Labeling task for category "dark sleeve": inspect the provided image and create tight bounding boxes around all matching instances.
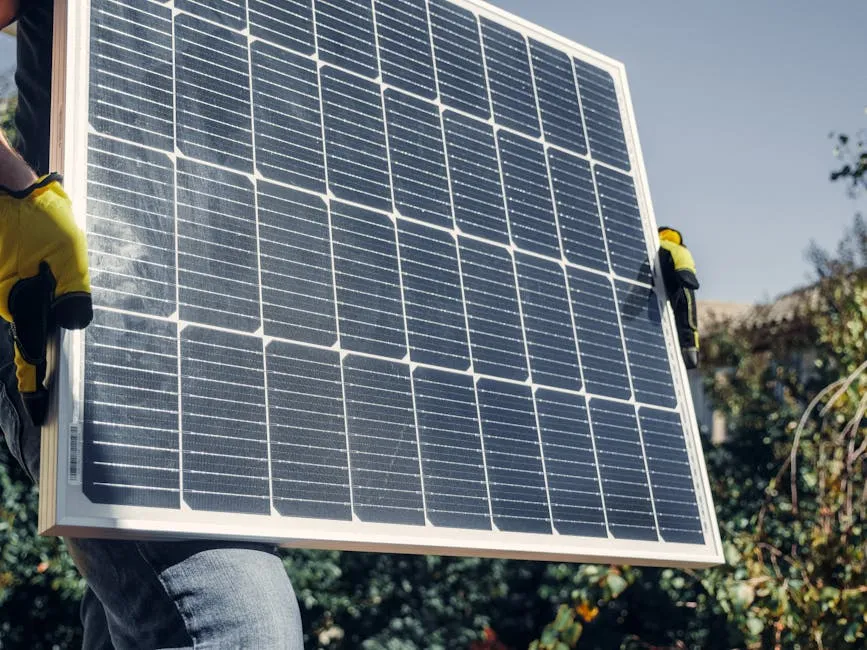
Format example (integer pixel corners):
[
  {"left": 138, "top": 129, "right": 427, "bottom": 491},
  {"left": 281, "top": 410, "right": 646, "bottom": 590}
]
[
  {"left": 657, "top": 247, "right": 678, "bottom": 299},
  {"left": 13, "top": 0, "right": 54, "bottom": 175},
  {"left": 676, "top": 268, "right": 700, "bottom": 291}
]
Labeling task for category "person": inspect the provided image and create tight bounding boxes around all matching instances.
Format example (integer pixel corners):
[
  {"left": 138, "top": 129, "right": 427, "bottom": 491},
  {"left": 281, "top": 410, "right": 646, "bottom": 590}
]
[
  {"left": 0, "top": 1, "right": 305, "bottom": 647},
  {"left": 657, "top": 226, "right": 700, "bottom": 370}
]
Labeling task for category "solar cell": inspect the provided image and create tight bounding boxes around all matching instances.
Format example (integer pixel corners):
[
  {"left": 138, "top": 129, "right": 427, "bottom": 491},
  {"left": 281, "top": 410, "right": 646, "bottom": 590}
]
[
  {"left": 458, "top": 237, "right": 528, "bottom": 381},
  {"left": 251, "top": 41, "right": 326, "bottom": 193},
  {"left": 413, "top": 368, "right": 491, "bottom": 529},
  {"left": 46, "top": 0, "right": 721, "bottom": 566},
  {"left": 573, "top": 57, "right": 631, "bottom": 171},
  {"left": 497, "top": 130, "right": 560, "bottom": 257},
  {"left": 249, "top": 0, "right": 315, "bottom": 55},
  {"left": 315, "top": 0, "right": 379, "bottom": 78},
  {"left": 267, "top": 342, "right": 351, "bottom": 520},
  {"left": 535, "top": 389, "right": 606, "bottom": 537},
  {"left": 343, "top": 355, "right": 425, "bottom": 525},
  {"left": 443, "top": 111, "right": 509, "bottom": 243},
  {"left": 530, "top": 40, "right": 587, "bottom": 154},
  {"left": 514, "top": 254, "right": 581, "bottom": 391},
  {"left": 321, "top": 65, "right": 392, "bottom": 211},
  {"left": 480, "top": 18, "right": 540, "bottom": 137},
  {"left": 331, "top": 201, "right": 406, "bottom": 358},
  {"left": 174, "top": 13, "right": 253, "bottom": 172},
  {"left": 547, "top": 149, "right": 608, "bottom": 272},
  {"left": 257, "top": 183, "right": 337, "bottom": 345},
  {"left": 87, "top": 0, "right": 173, "bottom": 150},
  {"left": 375, "top": 0, "right": 438, "bottom": 98},
  {"left": 384, "top": 89, "right": 452, "bottom": 227},
  {"left": 428, "top": 0, "right": 490, "bottom": 119},
  {"left": 397, "top": 220, "right": 471, "bottom": 369}
]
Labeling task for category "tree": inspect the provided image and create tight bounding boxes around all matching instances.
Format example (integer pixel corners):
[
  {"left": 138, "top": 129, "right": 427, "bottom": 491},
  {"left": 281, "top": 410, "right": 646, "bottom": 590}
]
[
  {"left": 830, "top": 128, "right": 867, "bottom": 196},
  {"left": 529, "top": 210, "right": 866, "bottom": 647}
]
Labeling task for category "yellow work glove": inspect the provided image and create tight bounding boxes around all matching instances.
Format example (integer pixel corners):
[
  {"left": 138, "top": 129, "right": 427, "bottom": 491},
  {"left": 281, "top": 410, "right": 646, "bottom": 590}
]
[
  {"left": 0, "top": 174, "right": 92, "bottom": 425},
  {"left": 658, "top": 227, "right": 700, "bottom": 370}
]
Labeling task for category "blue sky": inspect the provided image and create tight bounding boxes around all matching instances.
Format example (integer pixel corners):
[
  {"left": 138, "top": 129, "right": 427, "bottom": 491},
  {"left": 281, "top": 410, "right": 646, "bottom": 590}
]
[{"left": 2, "top": 3, "right": 864, "bottom": 303}]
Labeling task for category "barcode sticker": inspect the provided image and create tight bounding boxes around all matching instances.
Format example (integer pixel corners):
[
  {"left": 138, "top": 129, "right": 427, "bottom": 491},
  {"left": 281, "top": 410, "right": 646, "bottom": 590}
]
[{"left": 68, "top": 423, "right": 82, "bottom": 485}]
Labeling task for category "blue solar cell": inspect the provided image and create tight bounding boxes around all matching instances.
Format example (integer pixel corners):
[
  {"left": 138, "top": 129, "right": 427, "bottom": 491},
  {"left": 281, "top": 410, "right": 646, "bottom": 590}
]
[
  {"left": 476, "top": 379, "right": 551, "bottom": 533},
  {"left": 567, "top": 268, "right": 631, "bottom": 400},
  {"left": 497, "top": 130, "right": 560, "bottom": 257},
  {"left": 548, "top": 149, "right": 609, "bottom": 273},
  {"left": 515, "top": 254, "right": 582, "bottom": 391},
  {"left": 588, "top": 399, "right": 658, "bottom": 540},
  {"left": 249, "top": 0, "right": 315, "bottom": 55},
  {"left": 397, "top": 221, "right": 470, "bottom": 370},
  {"left": 321, "top": 66, "right": 393, "bottom": 211},
  {"left": 384, "top": 89, "right": 452, "bottom": 227},
  {"left": 594, "top": 166, "right": 652, "bottom": 284},
  {"left": 181, "top": 327, "right": 270, "bottom": 514},
  {"left": 413, "top": 368, "right": 491, "bottom": 529},
  {"left": 258, "top": 182, "right": 337, "bottom": 346},
  {"left": 86, "top": 136, "right": 176, "bottom": 317},
  {"left": 638, "top": 408, "right": 704, "bottom": 544},
  {"left": 375, "top": 0, "right": 437, "bottom": 98},
  {"left": 315, "top": 0, "right": 379, "bottom": 78},
  {"left": 331, "top": 201, "right": 407, "bottom": 358},
  {"left": 443, "top": 111, "right": 509, "bottom": 244},
  {"left": 83, "top": 311, "right": 179, "bottom": 508},
  {"left": 251, "top": 41, "right": 326, "bottom": 193},
  {"left": 176, "top": 0, "right": 246, "bottom": 28},
  {"left": 480, "top": 19, "right": 540, "bottom": 137},
  {"left": 174, "top": 13, "right": 253, "bottom": 172},
  {"left": 343, "top": 355, "right": 425, "bottom": 525},
  {"left": 88, "top": 0, "right": 173, "bottom": 151},
  {"left": 573, "top": 58, "right": 631, "bottom": 171},
  {"left": 535, "top": 389, "right": 606, "bottom": 537},
  {"left": 616, "top": 282, "right": 678, "bottom": 408},
  {"left": 530, "top": 40, "right": 587, "bottom": 154},
  {"left": 267, "top": 342, "right": 351, "bottom": 520},
  {"left": 459, "top": 238, "right": 528, "bottom": 381},
  {"left": 428, "top": 0, "right": 490, "bottom": 119},
  {"left": 175, "top": 159, "right": 261, "bottom": 332}
]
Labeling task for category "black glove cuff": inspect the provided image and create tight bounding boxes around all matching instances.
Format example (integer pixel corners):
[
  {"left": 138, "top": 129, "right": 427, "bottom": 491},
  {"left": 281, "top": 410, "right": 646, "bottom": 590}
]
[{"left": 0, "top": 172, "right": 63, "bottom": 199}]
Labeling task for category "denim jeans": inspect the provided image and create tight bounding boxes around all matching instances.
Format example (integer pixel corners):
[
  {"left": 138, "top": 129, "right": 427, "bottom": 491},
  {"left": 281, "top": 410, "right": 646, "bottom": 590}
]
[{"left": 0, "top": 325, "right": 305, "bottom": 649}]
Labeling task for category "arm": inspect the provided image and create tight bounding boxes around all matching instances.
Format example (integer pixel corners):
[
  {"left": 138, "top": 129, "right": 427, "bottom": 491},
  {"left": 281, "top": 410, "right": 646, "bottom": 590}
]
[
  {"left": 0, "top": 128, "right": 37, "bottom": 190},
  {"left": 0, "top": 0, "right": 18, "bottom": 29},
  {"left": 0, "top": 87, "right": 91, "bottom": 426}
]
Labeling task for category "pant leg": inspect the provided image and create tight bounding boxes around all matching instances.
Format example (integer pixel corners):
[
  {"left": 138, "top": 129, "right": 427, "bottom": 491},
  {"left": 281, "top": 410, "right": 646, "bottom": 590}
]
[
  {"left": 81, "top": 587, "right": 115, "bottom": 650},
  {"left": 66, "top": 537, "right": 304, "bottom": 650},
  {"left": 0, "top": 326, "right": 304, "bottom": 649},
  {"left": 672, "top": 286, "right": 699, "bottom": 350}
]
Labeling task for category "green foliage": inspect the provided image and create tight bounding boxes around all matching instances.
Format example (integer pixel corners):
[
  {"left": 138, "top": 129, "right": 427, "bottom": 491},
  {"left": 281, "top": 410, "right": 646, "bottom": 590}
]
[
  {"left": 830, "top": 129, "right": 867, "bottom": 196},
  {"left": 530, "top": 567, "right": 633, "bottom": 650},
  {"left": 284, "top": 553, "right": 601, "bottom": 648},
  {"left": 0, "top": 445, "right": 85, "bottom": 649}
]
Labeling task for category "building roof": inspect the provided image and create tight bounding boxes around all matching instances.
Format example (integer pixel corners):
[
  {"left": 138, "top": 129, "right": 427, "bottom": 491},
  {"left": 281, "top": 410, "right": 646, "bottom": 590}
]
[{"left": 697, "top": 282, "right": 824, "bottom": 351}]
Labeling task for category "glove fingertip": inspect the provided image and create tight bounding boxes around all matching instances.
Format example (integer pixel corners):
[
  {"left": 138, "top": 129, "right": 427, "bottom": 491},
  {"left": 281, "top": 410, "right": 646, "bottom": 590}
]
[{"left": 53, "top": 292, "right": 93, "bottom": 330}]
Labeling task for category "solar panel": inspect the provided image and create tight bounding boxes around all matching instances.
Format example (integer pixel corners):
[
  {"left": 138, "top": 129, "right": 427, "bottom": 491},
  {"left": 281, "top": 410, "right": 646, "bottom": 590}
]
[{"left": 42, "top": 0, "right": 722, "bottom": 567}]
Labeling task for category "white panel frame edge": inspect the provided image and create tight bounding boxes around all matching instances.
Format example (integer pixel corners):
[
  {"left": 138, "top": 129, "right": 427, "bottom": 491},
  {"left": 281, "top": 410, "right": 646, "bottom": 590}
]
[{"left": 39, "top": 0, "right": 724, "bottom": 569}]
